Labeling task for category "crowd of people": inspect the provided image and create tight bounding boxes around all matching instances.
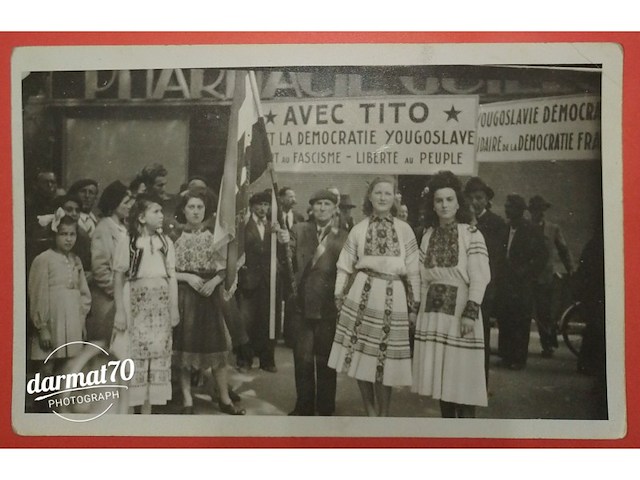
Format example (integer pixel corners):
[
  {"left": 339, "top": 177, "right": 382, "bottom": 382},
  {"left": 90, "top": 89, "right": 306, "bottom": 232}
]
[{"left": 23, "top": 164, "right": 606, "bottom": 418}]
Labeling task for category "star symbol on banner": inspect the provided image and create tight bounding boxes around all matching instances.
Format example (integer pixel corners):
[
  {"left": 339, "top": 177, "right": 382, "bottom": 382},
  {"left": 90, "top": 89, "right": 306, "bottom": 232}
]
[
  {"left": 444, "top": 105, "right": 462, "bottom": 122},
  {"left": 265, "top": 110, "right": 277, "bottom": 124}
]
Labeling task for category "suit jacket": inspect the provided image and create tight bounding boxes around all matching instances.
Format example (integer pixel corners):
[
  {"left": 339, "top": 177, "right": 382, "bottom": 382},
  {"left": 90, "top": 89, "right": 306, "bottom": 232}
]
[
  {"left": 282, "top": 209, "right": 305, "bottom": 231},
  {"left": 496, "top": 219, "right": 549, "bottom": 309},
  {"left": 239, "top": 217, "right": 273, "bottom": 291},
  {"left": 288, "top": 221, "right": 348, "bottom": 320},
  {"left": 534, "top": 220, "right": 574, "bottom": 284},
  {"left": 475, "top": 209, "right": 507, "bottom": 281}
]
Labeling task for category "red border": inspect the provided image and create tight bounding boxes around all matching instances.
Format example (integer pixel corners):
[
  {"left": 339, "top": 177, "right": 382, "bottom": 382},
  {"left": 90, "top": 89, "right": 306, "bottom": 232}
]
[{"left": 1, "top": 31, "right": 637, "bottom": 448}]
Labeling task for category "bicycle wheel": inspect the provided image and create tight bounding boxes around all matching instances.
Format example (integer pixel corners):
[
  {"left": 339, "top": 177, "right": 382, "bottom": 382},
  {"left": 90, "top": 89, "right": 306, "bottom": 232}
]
[{"left": 559, "top": 302, "right": 586, "bottom": 357}]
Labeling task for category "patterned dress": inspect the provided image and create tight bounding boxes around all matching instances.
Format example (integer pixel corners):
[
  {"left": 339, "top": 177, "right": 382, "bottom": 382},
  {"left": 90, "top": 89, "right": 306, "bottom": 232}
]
[
  {"left": 412, "top": 222, "right": 490, "bottom": 407},
  {"left": 28, "top": 249, "right": 92, "bottom": 360},
  {"left": 113, "top": 233, "right": 177, "bottom": 407},
  {"left": 328, "top": 216, "right": 420, "bottom": 386},
  {"left": 173, "top": 228, "right": 229, "bottom": 370}
]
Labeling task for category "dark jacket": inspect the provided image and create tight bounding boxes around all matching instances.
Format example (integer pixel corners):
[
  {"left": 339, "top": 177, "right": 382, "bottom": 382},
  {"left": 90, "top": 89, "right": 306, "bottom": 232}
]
[
  {"left": 475, "top": 209, "right": 507, "bottom": 282},
  {"left": 288, "top": 221, "right": 348, "bottom": 320},
  {"left": 239, "top": 217, "right": 273, "bottom": 291},
  {"left": 496, "top": 219, "right": 549, "bottom": 311}
]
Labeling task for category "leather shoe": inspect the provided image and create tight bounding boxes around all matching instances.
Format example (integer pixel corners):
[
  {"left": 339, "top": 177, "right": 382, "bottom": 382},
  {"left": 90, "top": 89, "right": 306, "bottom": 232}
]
[
  {"left": 219, "top": 401, "right": 246, "bottom": 415},
  {"left": 541, "top": 349, "right": 554, "bottom": 358},
  {"left": 288, "top": 409, "right": 313, "bottom": 416},
  {"left": 260, "top": 365, "right": 278, "bottom": 373},
  {"left": 181, "top": 406, "right": 194, "bottom": 415}
]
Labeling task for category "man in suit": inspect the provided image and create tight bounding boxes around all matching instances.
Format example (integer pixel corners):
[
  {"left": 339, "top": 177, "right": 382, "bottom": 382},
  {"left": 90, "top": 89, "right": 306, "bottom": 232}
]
[
  {"left": 495, "top": 194, "right": 548, "bottom": 370},
  {"left": 237, "top": 190, "right": 278, "bottom": 373},
  {"left": 464, "top": 177, "right": 507, "bottom": 385},
  {"left": 338, "top": 193, "right": 357, "bottom": 232},
  {"left": 528, "top": 195, "right": 575, "bottom": 358},
  {"left": 277, "top": 187, "right": 305, "bottom": 347},
  {"left": 277, "top": 189, "right": 348, "bottom": 416}
]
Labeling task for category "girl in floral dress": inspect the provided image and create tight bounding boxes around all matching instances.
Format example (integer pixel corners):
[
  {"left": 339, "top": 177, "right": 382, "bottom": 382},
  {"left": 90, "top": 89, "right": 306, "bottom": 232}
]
[
  {"left": 328, "top": 177, "right": 420, "bottom": 416},
  {"left": 113, "top": 194, "right": 179, "bottom": 414},
  {"left": 412, "top": 171, "right": 491, "bottom": 418}
]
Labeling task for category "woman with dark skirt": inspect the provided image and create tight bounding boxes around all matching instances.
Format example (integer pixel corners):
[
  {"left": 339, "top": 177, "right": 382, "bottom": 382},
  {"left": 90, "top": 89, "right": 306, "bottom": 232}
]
[{"left": 172, "top": 187, "right": 245, "bottom": 415}]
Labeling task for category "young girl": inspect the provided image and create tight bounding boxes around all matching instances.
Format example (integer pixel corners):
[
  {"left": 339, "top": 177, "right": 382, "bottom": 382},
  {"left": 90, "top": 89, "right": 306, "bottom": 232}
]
[
  {"left": 113, "top": 194, "right": 179, "bottom": 414},
  {"left": 29, "top": 209, "right": 92, "bottom": 374}
]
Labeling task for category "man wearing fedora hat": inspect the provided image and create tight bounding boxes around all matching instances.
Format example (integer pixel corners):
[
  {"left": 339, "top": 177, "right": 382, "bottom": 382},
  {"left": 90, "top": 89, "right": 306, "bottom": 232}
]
[
  {"left": 277, "top": 189, "right": 348, "bottom": 416},
  {"left": 464, "top": 177, "right": 506, "bottom": 384},
  {"left": 528, "top": 195, "right": 575, "bottom": 358},
  {"left": 495, "top": 194, "right": 548, "bottom": 370}
]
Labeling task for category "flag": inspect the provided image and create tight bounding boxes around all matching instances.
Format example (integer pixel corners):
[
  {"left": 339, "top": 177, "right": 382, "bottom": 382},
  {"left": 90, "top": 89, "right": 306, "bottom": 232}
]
[{"left": 213, "top": 70, "right": 271, "bottom": 297}]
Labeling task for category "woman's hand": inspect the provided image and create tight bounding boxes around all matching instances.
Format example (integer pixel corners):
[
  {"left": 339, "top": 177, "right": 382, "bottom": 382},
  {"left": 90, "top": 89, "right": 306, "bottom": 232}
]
[
  {"left": 335, "top": 294, "right": 344, "bottom": 311},
  {"left": 38, "top": 328, "right": 52, "bottom": 351},
  {"left": 113, "top": 310, "right": 127, "bottom": 331},
  {"left": 460, "top": 317, "right": 475, "bottom": 338},
  {"left": 200, "top": 276, "right": 222, "bottom": 297},
  {"left": 186, "top": 274, "right": 205, "bottom": 293}
]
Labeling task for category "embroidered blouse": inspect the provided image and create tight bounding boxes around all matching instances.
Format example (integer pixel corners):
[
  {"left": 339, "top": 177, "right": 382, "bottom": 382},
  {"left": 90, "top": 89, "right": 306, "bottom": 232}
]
[
  {"left": 174, "top": 228, "right": 225, "bottom": 275},
  {"left": 113, "top": 233, "right": 176, "bottom": 279},
  {"left": 419, "top": 223, "right": 490, "bottom": 319},
  {"left": 334, "top": 216, "right": 420, "bottom": 302}
]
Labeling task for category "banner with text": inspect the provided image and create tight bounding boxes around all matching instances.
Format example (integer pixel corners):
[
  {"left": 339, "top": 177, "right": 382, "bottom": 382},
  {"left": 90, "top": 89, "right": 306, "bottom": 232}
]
[
  {"left": 477, "top": 94, "right": 601, "bottom": 162},
  {"left": 263, "top": 96, "right": 479, "bottom": 175}
]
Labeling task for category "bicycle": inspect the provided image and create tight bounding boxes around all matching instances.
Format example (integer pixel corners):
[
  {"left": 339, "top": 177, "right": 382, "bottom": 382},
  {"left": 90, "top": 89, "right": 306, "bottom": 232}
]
[{"left": 558, "top": 301, "right": 587, "bottom": 357}]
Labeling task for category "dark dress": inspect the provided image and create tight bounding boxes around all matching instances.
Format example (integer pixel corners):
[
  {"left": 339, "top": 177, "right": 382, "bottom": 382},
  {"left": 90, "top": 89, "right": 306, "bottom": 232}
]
[{"left": 173, "top": 228, "right": 229, "bottom": 370}]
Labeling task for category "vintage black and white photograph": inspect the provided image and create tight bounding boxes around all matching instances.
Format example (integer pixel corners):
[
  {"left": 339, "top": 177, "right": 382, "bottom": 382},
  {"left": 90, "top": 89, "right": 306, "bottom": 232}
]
[{"left": 11, "top": 42, "right": 624, "bottom": 438}]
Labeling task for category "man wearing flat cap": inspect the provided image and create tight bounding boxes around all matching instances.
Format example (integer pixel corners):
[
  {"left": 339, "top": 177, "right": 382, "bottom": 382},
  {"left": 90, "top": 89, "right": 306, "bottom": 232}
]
[
  {"left": 277, "top": 189, "right": 348, "bottom": 416},
  {"left": 237, "top": 190, "right": 278, "bottom": 373},
  {"left": 464, "top": 177, "right": 506, "bottom": 385},
  {"left": 529, "top": 195, "right": 575, "bottom": 358},
  {"left": 495, "top": 194, "right": 548, "bottom": 370}
]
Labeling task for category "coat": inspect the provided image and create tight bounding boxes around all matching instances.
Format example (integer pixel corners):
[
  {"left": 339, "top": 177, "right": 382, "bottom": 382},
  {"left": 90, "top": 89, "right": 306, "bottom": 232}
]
[
  {"left": 495, "top": 219, "right": 549, "bottom": 316},
  {"left": 239, "top": 217, "right": 273, "bottom": 292},
  {"left": 288, "top": 221, "right": 348, "bottom": 320},
  {"left": 87, "top": 217, "right": 126, "bottom": 341}
]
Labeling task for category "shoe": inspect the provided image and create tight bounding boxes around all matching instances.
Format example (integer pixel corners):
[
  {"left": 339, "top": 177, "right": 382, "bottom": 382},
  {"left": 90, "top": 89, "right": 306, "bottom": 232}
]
[
  {"left": 541, "top": 349, "right": 554, "bottom": 358},
  {"left": 508, "top": 363, "right": 525, "bottom": 371},
  {"left": 181, "top": 406, "right": 194, "bottom": 415},
  {"left": 218, "top": 401, "right": 246, "bottom": 415},
  {"left": 288, "top": 409, "right": 313, "bottom": 416},
  {"left": 260, "top": 365, "right": 278, "bottom": 373},
  {"left": 236, "top": 365, "right": 250, "bottom": 373},
  {"left": 229, "top": 389, "right": 241, "bottom": 403}
]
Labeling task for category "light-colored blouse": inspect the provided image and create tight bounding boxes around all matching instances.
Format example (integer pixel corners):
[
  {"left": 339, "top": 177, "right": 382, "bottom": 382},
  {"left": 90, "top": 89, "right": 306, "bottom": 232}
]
[
  {"left": 113, "top": 233, "right": 176, "bottom": 279},
  {"left": 334, "top": 215, "right": 420, "bottom": 297}
]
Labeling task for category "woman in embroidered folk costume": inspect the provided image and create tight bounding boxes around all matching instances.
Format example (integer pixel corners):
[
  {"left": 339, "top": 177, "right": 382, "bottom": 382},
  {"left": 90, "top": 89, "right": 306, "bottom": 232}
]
[
  {"left": 172, "top": 187, "right": 245, "bottom": 415},
  {"left": 412, "top": 171, "right": 491, "bottom": 418},
  {"left": 328, "top": 177, "right": 420, "bottom": 416},
  {"left": 113, "top": 194, "right": 179, "bottom": 414}
]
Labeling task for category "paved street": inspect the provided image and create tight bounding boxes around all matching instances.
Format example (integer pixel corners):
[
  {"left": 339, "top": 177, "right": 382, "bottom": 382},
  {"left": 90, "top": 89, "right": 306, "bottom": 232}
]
[{"left": 157, "top": 324, "right": 605, "bottom": 420}]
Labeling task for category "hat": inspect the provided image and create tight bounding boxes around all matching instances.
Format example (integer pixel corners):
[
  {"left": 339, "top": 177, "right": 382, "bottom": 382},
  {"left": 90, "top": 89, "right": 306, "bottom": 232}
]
[
  {"left": 339, "top": 194, "right": 356, "bottom": 209},
  {"left": 528, "top": 195, "right": 552, "bottom": 212},
  {"left": 505, "top": 194, "right": 527, "bottom": 211},
  {"left": 309, "top": 189, "right": 338, "bottom": 205},
  {"left": 464, "top": 176, "right": 494, "bottom": 200},
  {"left": 68, "top": 178, "right": 98, "bottom": 196},
  {"left": 249, "top": 190, "right": 271, "bottom": 205},
  {"left": 97, "top": 181, "right": 129, "bottom": 216}
]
